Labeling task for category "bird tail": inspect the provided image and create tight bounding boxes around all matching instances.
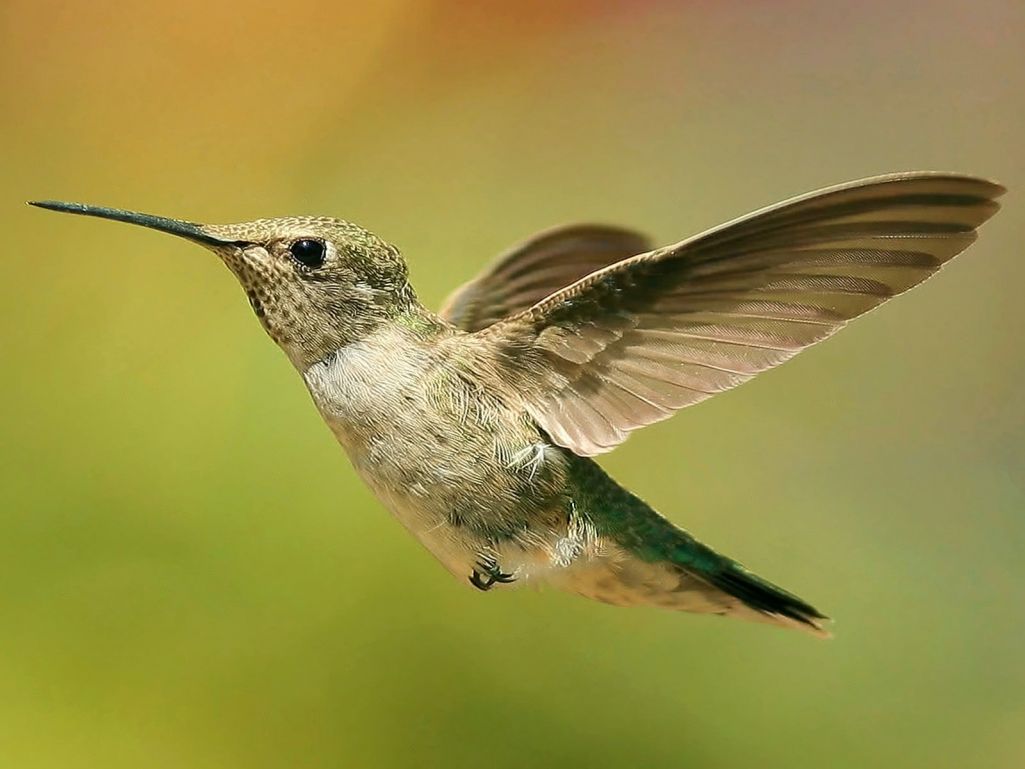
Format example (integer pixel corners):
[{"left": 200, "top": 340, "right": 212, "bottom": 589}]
[
  {"left": 560, "top": 456, "right": 830, "bottom": 637},
  {"left": 700, "top": 559, "right": 830, "bottom": 637}
]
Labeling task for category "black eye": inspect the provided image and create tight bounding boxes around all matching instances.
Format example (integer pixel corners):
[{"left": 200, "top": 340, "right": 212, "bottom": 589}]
[{"left": 289, "top": 239, "right": 326, "bottom": 268}]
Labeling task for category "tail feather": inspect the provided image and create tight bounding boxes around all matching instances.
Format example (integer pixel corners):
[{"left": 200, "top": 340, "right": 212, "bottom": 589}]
[
  {"left": 706, "top": 562, "right": 830, "bottom": 637},
  {"left": 564, "top": 455, "right": 830, "bottom": 637}
]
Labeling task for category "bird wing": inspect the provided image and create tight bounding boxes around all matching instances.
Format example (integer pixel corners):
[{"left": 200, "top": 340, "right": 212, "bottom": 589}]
[
  {"left": 439, "top": 224, "right": 651, "bottom": 332},
  {"left": 475, "top": 173, "right": 1004, "bottom": 456}
]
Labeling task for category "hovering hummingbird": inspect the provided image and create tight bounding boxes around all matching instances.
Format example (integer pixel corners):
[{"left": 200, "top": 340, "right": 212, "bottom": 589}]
[{"left": 32, "top": 172, "right": 1003, "bottom": 637}]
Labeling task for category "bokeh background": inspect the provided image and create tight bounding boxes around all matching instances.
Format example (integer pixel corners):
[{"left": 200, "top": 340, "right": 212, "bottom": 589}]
[{"left": 2, "top": 2, "right": 1024, "bottom": 767}]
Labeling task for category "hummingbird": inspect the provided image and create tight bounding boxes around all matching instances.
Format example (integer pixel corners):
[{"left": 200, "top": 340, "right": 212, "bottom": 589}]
[{"left": 31, "top": 172, "right": 1003, "bottom": 637}]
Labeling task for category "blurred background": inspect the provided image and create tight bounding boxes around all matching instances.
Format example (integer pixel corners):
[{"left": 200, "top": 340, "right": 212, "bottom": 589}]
[{"left": 2, "top": 1, "right": 1023, "bottom": 767}]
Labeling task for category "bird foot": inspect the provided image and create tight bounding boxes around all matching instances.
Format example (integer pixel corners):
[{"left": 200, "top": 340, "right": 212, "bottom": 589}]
[{"left": 469, "top": 558, "right": 516, "bottom": 591}]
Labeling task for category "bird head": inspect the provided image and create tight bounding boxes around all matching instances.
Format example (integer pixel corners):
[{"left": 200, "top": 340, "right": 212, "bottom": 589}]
[{"left": 31, "top": 201, "right": 416, "bottom": 367}]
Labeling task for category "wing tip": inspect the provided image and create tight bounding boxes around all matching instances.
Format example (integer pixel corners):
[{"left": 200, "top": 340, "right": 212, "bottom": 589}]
[{"left": 856, "top": 170, "right": 1006, "bottom": 199}]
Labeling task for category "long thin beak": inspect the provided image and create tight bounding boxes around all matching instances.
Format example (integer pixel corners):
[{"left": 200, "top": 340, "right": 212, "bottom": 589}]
[{"left": 28, "top": 200, "right": 244, "bottom": 248}]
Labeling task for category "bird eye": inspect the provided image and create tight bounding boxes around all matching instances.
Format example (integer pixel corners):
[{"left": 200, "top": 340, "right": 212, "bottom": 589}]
[{"left": 289, "top": 239, "right": 326, "bottom": 268}]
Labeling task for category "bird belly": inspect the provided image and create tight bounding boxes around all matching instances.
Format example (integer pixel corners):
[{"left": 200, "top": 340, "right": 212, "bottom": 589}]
[
  {"left": 304, "top": 338, "right": 576, "bottom": 583},
  {"left": 342, "top": 433, "right": 576, "bottom": 585},
  {"left": 352, "top": 462, "right": 486, "bottom": 579}
]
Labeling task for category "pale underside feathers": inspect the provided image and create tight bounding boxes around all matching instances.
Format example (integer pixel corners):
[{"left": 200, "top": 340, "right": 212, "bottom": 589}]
[{"left": 446, "top": 173, "right": 1004, "bottom": 457}]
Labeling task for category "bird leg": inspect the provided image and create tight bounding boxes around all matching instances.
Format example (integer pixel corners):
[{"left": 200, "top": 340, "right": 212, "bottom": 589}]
[{"left": 469, "top": 556, "right": 516, "bottom": 591}]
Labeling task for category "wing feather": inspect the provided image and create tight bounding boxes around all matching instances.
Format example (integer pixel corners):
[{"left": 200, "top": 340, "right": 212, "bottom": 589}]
[
  {"left": 439, "top": 224, "right": 652, "bottom": 331},
  {"left": 476, "top": 173, "right": 1004, "bottom": 456}
]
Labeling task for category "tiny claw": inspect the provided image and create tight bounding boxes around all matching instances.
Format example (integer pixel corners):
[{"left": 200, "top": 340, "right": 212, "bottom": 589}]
[
  {"left": 469, "top": 570, "right": 494, "bottom": 591},
  {"left": 469, "top": 558, "right": 517, "bottom": 591}
]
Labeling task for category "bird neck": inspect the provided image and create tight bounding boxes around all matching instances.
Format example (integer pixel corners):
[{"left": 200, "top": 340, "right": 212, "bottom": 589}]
[{"left": 289, "top": 297, "right": 448, "bottom": 371}]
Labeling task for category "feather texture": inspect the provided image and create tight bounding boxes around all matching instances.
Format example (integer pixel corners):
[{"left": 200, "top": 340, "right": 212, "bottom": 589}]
[
  {"left": 439, "top": 223, "right": 651, "bottom": 331},
  {"left": 477, "top": 173, "right": 1004, "bottom": 456}
]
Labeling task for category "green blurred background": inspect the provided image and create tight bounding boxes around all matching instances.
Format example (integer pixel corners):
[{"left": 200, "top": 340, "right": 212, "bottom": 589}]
[{"left": 2, "top": 2, "right": 1024, "bottom": 767}]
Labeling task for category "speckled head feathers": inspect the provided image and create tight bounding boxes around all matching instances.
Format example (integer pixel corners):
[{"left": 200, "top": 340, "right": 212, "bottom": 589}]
[{"left": 30, "top": 202, "right": 417, "bottom": 368}]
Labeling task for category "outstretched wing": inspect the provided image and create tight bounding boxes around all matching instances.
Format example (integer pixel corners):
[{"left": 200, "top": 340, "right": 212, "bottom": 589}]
[
  {"left": 477, "top": 173, "right": 1004, "bottom": 456},
  {"left": 439, "top": 224, "right": 651, "bottom": 332}
]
